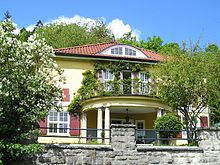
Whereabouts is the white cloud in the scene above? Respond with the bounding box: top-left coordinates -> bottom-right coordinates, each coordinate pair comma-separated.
26,24 -> 35,32
48,15 -> 96,28
20,15 -> 141,40
14,27 -> 21,34
107,19 -> 141,40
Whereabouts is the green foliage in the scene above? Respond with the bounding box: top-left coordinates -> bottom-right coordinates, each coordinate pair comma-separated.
205,43 -> 219,52
210,107 -> 220,125
119,34 -> 163,52
17,20 -> 44,42
159,42 -> 182,56
0,141 -> 43,164
119,33 -> 183,55
153,45 -> 220,142
139,36 -> 163,52
16,27 -> 32,42
68,61 -> 150,112
154,113 -> 182,138
35,21 -> 114,48
208,51 -> 220,125
0,18 -> 64,164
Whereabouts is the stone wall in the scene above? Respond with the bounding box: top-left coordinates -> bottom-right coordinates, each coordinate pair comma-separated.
17,125 -> 220,165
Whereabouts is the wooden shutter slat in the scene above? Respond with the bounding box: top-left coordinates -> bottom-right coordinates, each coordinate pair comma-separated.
69,112 -> 80,136
200,116 -> 208,128
38,117 -> 47,135
63,88 -> 70,102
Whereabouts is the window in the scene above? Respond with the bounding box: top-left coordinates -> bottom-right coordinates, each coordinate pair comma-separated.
103,70 -> 114,91
140,73 -> 149,94
111,47 -> 123,55
136,120 -> 145,137
48,111 -> 69,135
125,48 -> 136,56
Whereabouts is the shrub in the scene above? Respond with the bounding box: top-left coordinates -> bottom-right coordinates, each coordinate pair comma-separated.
154,113 -> 182,138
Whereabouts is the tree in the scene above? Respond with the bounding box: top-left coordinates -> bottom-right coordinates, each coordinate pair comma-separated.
153,48 -> 220,144
34,21 -> 114,48
118,31 -> 138,46
207,51 -> 220,125
205,43 -> 219,53
118,34 -> 163,52
159,42 -> 182,56
0,17 -> 64,164
139,35 -> 163,52
17,20 -> 44,42
16,27 -> 32,42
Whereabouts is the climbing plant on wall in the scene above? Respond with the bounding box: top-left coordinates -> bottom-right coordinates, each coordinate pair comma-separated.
68,61 -> 152,113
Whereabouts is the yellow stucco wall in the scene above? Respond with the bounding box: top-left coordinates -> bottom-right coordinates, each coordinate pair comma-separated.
87,110 -> 97,128
111,112 -> 156,129
56,58 -> 95,109
38,136 -> 80,144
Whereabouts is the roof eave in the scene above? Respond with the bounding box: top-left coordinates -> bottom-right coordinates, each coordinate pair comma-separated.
54,52 -> 160,64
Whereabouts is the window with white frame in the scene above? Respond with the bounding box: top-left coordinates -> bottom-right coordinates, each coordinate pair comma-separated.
103,70 -> 114,91
125,48 -> 136,56
48,111 -> 69,135
140,73 -> 149,94
136,120 -> 145,137
111,47 -> 123,55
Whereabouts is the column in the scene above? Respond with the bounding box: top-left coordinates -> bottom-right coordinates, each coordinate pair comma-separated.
104,107 -> 110,144
157,108 -> 162,118
97,108 -> 103,143
80,112 -> 87,143
156,108 -> 163,144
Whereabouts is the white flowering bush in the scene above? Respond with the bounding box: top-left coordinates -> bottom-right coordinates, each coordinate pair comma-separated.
0,18 -> 64,164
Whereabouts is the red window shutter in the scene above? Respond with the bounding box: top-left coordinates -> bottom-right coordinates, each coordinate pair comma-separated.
69,113 -> 80,136
63,88 -> 70,102
38,118 -> 47,135
200,116 -> 208,128
176,131 -> 182,138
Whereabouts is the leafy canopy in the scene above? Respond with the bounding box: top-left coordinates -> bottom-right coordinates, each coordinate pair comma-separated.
0,16 -> 64,164
153,46 -> 220,142
34,20 -> 114,48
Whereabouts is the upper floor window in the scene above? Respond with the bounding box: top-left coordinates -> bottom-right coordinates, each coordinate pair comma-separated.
48,111 -> 69,135
111,47 -> 123,55
125,48 -> 136,56
140,73 -> 148,82
140,73 -> 149,94
103,70 -> 114,91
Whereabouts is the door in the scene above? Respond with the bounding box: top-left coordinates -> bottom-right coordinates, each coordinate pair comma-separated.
122,71 -> 131,94
136,120 -> 145,137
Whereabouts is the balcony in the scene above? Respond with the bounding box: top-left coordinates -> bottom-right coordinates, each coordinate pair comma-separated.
99,79 -> 153,96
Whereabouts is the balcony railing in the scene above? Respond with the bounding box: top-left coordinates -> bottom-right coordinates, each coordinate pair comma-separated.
100,79 -> 152,96
136,129 -> 196,145
39,127 -> 196,145
39,127 -> 110,144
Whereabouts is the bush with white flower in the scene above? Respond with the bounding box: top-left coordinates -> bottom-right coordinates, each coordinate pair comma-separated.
0,16 -> 64,164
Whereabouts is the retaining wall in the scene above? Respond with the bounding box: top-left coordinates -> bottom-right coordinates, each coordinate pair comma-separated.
16,125 -> 220,165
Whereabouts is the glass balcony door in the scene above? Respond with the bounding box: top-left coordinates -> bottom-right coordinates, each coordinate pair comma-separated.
122,71 -> 132,94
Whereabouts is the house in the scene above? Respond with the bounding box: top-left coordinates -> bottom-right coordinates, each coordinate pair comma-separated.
38,42 -> 210,144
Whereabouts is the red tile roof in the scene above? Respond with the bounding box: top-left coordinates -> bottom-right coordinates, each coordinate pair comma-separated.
54,42 -> 162,62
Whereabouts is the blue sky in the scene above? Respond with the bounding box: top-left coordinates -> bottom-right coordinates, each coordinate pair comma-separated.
1,0 -> 220,47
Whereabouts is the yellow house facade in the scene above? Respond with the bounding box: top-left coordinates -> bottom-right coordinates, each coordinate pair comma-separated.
38,42 -> 210,144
